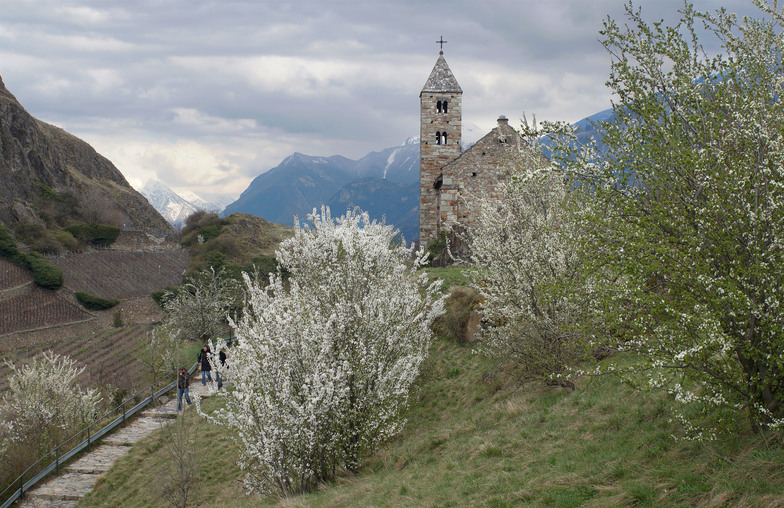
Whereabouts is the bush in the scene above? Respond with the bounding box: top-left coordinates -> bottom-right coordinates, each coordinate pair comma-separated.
204,249 -> 226,269
151,286 -> 181,308
0,225 -> 63,289
0,352 -> 101,477
113,309 -> 124,327
181,212 -> 229,247
65,223 -> 121,247
24,252 -> 63,289
75,291 -> 119,310
30,231 -> 62,254
0,224 -> 19,258
424,230 -> 449,266
468,173 -> 592,389
202,207 -> 446,496
13,223 -> 62,254
198,224 -> 222,243
37,182 -> 59,201
247,255 -> 278,276
55,231 -> 79,251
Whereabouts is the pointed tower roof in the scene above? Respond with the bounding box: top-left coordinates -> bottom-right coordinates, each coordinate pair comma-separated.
421,52 -> 462,94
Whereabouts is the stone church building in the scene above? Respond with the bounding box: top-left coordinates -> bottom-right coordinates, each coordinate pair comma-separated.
419,49 -> 543,249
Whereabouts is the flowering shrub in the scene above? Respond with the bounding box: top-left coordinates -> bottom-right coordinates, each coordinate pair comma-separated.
0,352 -> 101,456
201,207 -> 445,496
163,266 -> 240,341
537,1 -> 784,435
468,170 -> 594,387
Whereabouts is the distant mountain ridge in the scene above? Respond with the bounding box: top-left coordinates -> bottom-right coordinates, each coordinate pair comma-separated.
222,139 -> 420,240
224,111 -> 615,243
140,180 -> 219,229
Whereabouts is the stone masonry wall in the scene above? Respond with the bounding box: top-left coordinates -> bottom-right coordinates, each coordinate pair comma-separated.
419,92 -> 461,248
438,118 -> 545,236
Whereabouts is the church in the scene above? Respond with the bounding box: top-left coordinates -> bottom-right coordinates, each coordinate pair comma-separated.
418,46 -> 543,249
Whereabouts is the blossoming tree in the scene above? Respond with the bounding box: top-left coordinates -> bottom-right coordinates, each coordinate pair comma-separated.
0,352 -> 101,458
538,1 -> 784,435
468,167 -> 594,388
202,207 -> 445,496
163,266 -> 240,342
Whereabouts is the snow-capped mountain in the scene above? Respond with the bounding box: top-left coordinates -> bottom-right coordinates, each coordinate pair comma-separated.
178,189 -> 222,213
140,180 -> 218,229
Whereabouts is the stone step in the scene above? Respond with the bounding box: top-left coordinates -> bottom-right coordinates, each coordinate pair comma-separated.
18,471 -> 97,501
65,444 -> 129,473
16,496 -> 79,508
14,381 -> 224,506
102,417 -> 169,446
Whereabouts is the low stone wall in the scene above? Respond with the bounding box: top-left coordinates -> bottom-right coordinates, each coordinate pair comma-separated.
111,230 -> 181,251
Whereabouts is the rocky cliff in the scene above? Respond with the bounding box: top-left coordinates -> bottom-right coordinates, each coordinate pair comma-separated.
0,75 -> 173,234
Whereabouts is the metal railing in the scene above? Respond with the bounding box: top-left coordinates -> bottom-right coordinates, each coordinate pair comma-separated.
0,333 -> 233,508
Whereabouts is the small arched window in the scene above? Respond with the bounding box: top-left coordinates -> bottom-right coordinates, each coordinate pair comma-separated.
442,132 -> 448,145
436,131 -> 441,145
436,100 -> 442,113
443,100 -> 448,113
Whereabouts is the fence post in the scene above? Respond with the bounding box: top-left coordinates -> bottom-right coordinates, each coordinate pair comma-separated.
55,447 -> 59,474
87,425 -> 91,450
122,401 -> 126,423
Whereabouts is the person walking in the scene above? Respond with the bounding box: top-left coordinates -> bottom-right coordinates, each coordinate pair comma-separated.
177,368 -> 191,411
197,345 -> 213,385
216,349 -> 227,390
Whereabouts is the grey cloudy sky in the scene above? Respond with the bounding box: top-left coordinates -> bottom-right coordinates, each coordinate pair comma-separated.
0,0 -> 756,205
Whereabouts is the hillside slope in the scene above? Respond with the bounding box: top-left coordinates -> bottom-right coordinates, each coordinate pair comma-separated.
80,337 -> 784,507
0,75 -> 172,233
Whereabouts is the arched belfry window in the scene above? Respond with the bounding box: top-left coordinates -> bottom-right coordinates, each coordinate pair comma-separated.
442,132 -> 448,145
436,101 -> 442,113
436,131 -> 442,145
443,100 -> 448,113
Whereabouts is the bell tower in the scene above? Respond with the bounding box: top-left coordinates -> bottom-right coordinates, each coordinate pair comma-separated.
419,39 -> 462,248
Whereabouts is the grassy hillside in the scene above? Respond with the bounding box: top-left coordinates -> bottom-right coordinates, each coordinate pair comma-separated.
81,338 -> 784,507
180,211 -> 293,277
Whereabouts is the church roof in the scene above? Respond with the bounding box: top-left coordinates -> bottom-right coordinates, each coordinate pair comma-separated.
421,52 -> 462,94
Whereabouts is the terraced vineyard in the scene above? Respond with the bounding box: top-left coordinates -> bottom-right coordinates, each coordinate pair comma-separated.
1,259 -> 94,337
50,249 -> 189,299
0,286 -> 93,336
0,259 -> 32,289
0,324 -> 166,395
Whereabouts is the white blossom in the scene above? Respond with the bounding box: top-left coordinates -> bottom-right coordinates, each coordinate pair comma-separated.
199,207 -> 445,496
0,352 -> 101,454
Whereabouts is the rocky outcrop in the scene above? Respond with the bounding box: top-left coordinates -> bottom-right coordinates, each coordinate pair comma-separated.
0,74 -> 173,233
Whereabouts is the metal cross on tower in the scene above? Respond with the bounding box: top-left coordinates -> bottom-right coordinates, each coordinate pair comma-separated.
436,36 -> 447,52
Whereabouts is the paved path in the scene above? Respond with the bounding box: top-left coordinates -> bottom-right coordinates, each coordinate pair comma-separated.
16,376 -> 216,507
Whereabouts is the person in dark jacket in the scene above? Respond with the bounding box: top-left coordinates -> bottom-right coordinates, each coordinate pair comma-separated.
216,349 -> 227,390
177,368 -> 191,411
198,346 -> 212,385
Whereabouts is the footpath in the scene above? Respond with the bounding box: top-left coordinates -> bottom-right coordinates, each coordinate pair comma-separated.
15,377 -> 214,508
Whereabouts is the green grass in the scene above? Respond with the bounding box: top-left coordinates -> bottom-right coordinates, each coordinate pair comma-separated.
422,266 -> 472,290
79,341 -> 784,507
